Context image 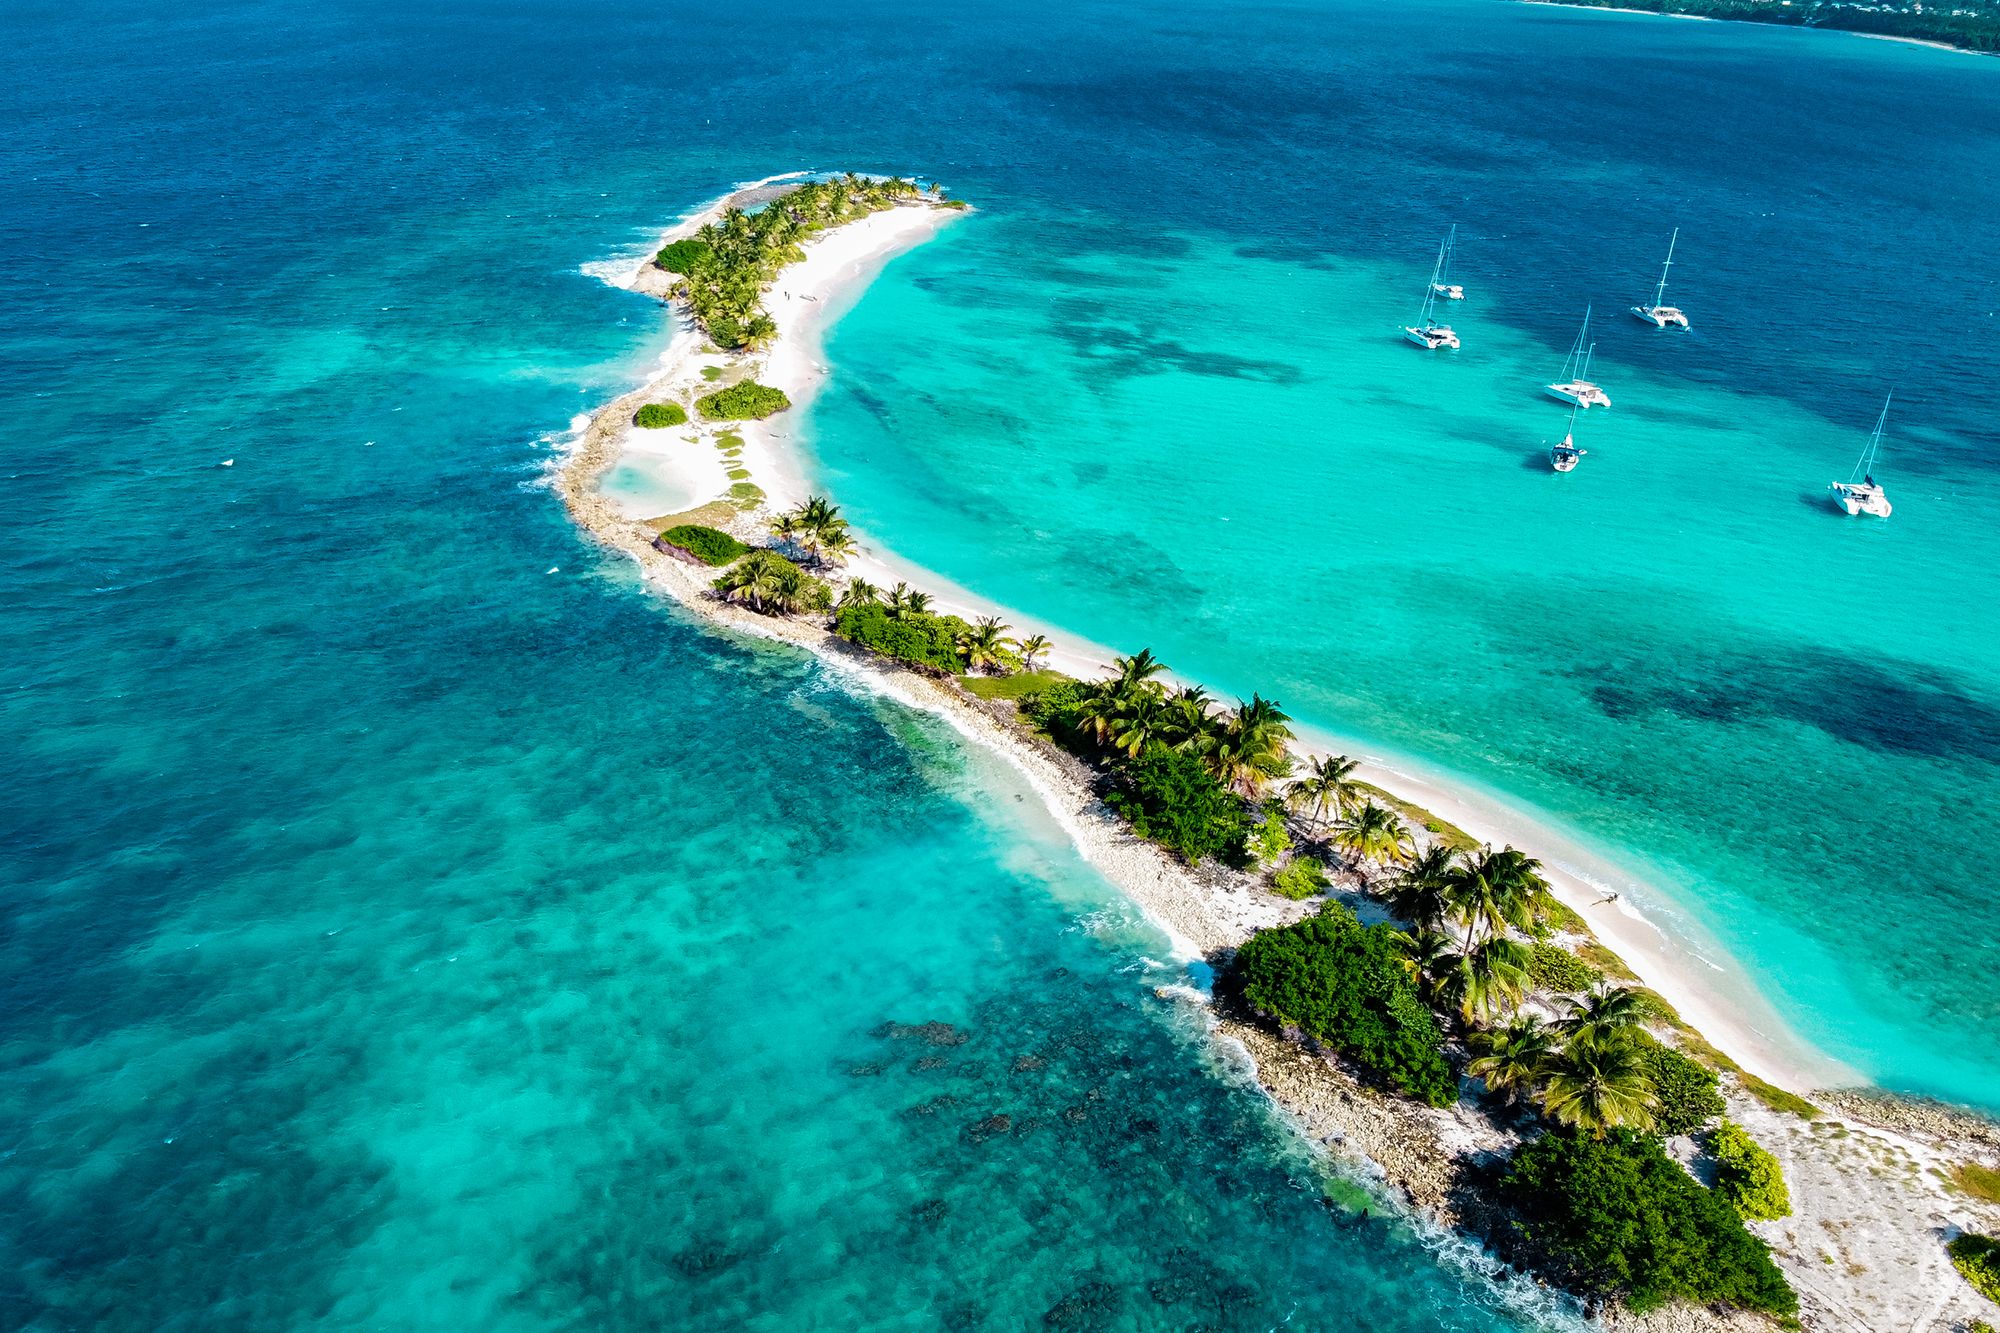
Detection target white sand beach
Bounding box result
[555,181,2000,1333]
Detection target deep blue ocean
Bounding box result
[4,0,1997,1327]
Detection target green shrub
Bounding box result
[1230,909,1456,1106]
[1950,1233,2000,1304]
[1708,1121,1791,1221]
[697,381,791,421]
[633,401,687,428]
[656,524,748,566]
[1643,1041,1726,1136]
[833,601,968,674]
[655,238,714,274]
[1270,857,1330,901]
[1968,1320,1995,1333]
[1250,812,1291,864]
[1499,1127,1796,1318]
[1104,743,1251,866]
[1020,679,1091,744]
[1527,942,1602,994]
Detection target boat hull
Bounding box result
[1830,484,1891,518]
[1631,305,1690,330]
[1545,382,1610,409]
[1403,325,1459,350]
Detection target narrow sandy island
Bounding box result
[554,178,2000,1333]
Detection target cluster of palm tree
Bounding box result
[1470,986,1659,1135]
[1281,754,1419,873]
[1066,650,1295,796]
[713,549,826,616]
[769,496,856,569]
[658,175,931,348]
[1383,844,1551,1025]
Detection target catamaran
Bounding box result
[1550,402,1587,472]
[1404,235,1461,350]
[1545,308,1612,408]
[1631,228,1690,329]
[1830,394,1894,518]
[1432,224,1465,301]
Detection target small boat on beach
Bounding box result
[1550,403,1587,472]
[1631,228,1690,329]
[1432,224,1465,301]
[1829,394,1894,518]
[1545,307,1611,409]
[1404,234,1461,350]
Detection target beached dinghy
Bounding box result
[1545,307,1611,409]
[1404,234,1461,349]
[1631,228,1690,329]
[1550,403,1587,472]
[1432,224,1465,301]
[1830,394,1894,517]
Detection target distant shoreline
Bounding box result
[1520,0,1998,56]
[555,177,2000,1332]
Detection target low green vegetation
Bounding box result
[653,174,930,348]
[1250,811,1291,864]
[1947,1232,2000,1304]
[697,381,791,421]
[1105,744,1253,865]
[700,365,723,381]
[833,599,971,674]
[1352,781,1478,852]
[1708,1121,1792,1220]
[1948,1160,2000,1206]
[1270,856,1330,900]
[1500,1128,1796,1318]
[1230,906,1457,1106]
[726,468,751,480]
[958,669,1070,701]
[1738,1072,1822,1121]
[1528,941,1602,994]
[727,481,764,510]
[1642,1040,1726,1136]
[633,401,687,428]
[656,523,748,566]
[712,550,828,616]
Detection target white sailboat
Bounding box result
[1829,394,1894,518]
[1550,402,1587,472]
[1631,228,1690,329]
[1432,224,1465,301]
[1403,235,1461,350]
[1545,308,1612,408]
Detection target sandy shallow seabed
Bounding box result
[554,183,2000,1332]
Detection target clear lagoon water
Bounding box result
[3,0,1996,1327]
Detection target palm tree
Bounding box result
[1110,649,1167,698]
[956,616,1014,674]
[1108,691,1168,759]
[1469,1014,1557,1104]
[839,577,881,607]
[1155,687,1216,754]
[817,529,858,568]
[1016,634,1052,671]
[1445,846,1545,949]
[1284,753,1362,830]
[1380,844,1460,931]
[1394,927,1457,1002]
[1329,801,1414,869]
[886,583,931,619]
[768,510,803,548]
[1439,937,1533,1025]
[1557,985,1649,1048]
[714,551,820,616]
[1540,1034,1658,1135]
[1209,695,1295,796]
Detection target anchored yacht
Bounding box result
[1631,228,1690,329]
[1830,394,1894,518]
[1550,403,1587,472]
[1545,307,1612,408]
[1432,224,1465,301]
[1404,235,1461,349]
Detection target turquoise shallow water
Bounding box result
[3,0,1997,1325]
[811,23,2000,1109]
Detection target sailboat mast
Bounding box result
[1652,227,1678,309]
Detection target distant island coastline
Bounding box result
[1527,0,2000,54]
[554,174,2000,1332]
